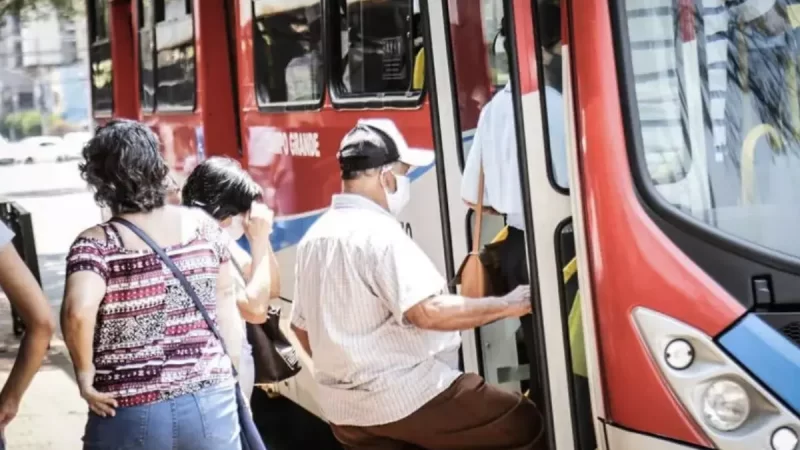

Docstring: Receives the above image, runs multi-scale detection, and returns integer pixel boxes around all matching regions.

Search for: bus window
[484,0,508,89]
[139,0,155,112]
[334,0,421,98]
[535,1,567,190]
[622,0,694,188]
[252,0,324,106]
[621,2,800,259]
[154,0,196,111]
[89,0,112,114]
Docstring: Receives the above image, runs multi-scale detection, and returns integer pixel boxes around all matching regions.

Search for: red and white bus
[87,0,800,448]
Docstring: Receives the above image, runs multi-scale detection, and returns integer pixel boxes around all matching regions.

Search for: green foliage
[0,0,77,21]
[3,110,42,138]
[19,109,41,135]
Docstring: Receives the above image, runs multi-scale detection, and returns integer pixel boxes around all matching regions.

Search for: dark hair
[500,16,512,57]
[181,157,263,221]
[500,5,561,56]
[80,119,169,215]
[538,3,561,50]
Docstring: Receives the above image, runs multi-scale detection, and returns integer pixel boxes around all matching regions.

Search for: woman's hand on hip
[77,369,118,417]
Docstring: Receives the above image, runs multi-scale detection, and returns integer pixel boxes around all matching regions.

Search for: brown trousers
[330,373,545,450]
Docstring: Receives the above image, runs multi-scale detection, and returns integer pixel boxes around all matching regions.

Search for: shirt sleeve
[369,231,447,326]
[0,222,14,250]
[66,237,109,282]
[290,243,309,330]
[461,108,490,206]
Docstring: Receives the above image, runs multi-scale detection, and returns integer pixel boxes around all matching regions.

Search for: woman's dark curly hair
[80,119,169,215]
[181,157,263,221]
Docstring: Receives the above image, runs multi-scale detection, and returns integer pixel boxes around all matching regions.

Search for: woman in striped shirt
[61,119,242,450]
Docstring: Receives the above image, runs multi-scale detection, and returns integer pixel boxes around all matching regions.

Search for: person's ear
[381,170,398,193]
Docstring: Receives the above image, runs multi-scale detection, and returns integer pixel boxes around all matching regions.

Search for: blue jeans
[82,382,242,450]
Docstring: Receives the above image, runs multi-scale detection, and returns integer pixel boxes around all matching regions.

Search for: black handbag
[229,259,301,384]
[246,310,301,384]
[110,218,267,450]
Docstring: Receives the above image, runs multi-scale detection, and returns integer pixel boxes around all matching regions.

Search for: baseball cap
[337,118,435,176]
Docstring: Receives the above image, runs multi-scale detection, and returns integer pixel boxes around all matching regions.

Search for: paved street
[0,161,99,449]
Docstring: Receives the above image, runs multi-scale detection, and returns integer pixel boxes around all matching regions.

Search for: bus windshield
[620,1,800,261]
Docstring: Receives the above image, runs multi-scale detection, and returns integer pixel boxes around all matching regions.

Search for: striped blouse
[66,213,234,407]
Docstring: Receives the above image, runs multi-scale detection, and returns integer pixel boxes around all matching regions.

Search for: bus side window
[333,0,423,98]
[138,0,155,112]
[252,0,324,106]
[485,0,508,91]
[89,0,113,114]
[536,2,568,190]
[152,0,196,111]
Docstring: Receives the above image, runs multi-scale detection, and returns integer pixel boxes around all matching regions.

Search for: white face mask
[225,214,246,241]
[382,170,411,217]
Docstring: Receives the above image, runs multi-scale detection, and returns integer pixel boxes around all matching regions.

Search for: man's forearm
[0,246,55,402]
[0,324,50,401]
[408,294,513,331]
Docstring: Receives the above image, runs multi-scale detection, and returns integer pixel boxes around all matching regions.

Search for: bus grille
[780,322,800,347]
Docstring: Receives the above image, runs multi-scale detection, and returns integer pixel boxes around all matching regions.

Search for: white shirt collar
[331,193,393,218]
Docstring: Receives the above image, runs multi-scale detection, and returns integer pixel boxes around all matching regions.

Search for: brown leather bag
[453,167,507,297]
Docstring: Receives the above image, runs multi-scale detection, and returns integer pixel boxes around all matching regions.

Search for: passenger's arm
[0,240,54,430]
[369,231,530,331]
[233,202,279,324]
[61,230,118,417]
[405,286,531,331]
[227,251,268,324]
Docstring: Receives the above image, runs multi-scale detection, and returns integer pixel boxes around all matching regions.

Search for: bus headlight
[771,427,799,450]
[702,379,751,431]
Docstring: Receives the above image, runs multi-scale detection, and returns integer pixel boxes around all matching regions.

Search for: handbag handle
[109,217,239,378]
[472,165,486,255]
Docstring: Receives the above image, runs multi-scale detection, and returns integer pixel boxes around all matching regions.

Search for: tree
[0,0,77,21]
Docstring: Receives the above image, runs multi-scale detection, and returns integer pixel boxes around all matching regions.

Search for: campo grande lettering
[281,132,321,157]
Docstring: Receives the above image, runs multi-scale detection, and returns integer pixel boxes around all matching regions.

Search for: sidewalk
[0,280,86,449]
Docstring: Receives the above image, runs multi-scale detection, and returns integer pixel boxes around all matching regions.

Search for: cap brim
[399,148,435,168]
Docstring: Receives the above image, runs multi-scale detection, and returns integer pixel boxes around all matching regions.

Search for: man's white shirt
[290,194,461,427]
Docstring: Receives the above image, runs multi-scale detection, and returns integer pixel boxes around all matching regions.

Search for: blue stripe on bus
[238,161,437,253]
[718,314,800,415]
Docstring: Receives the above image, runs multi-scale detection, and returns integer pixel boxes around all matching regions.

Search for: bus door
[504,0,598,448]
[424,0,591,448]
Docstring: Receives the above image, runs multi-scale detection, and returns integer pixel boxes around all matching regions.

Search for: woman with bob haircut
[181,156,279,401]
[61,119,242,449]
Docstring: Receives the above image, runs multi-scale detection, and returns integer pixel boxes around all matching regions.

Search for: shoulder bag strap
[229,255,247,283]
[472,162,485,254]
[109,217,238,377]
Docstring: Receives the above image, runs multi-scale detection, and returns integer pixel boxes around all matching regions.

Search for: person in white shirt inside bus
[285,12,323,102]
[290,118,545,450]
[460,4,565,402]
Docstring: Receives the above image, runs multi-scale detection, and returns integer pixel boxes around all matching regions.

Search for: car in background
[13,136,64,164]
[60,131,92,162]
[0,135,13,166]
